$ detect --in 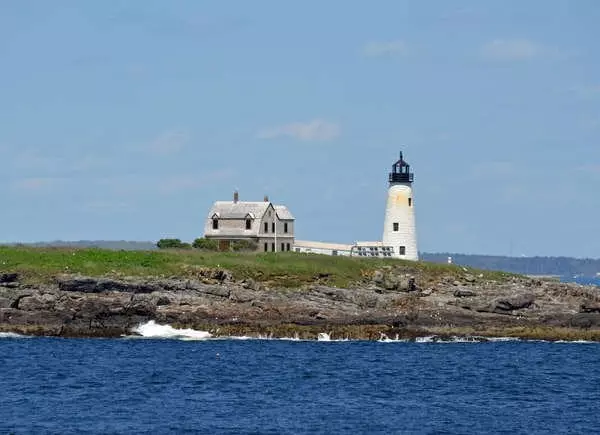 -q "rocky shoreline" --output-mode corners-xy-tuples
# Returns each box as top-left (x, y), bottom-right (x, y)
(1, 269), (600, 341)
